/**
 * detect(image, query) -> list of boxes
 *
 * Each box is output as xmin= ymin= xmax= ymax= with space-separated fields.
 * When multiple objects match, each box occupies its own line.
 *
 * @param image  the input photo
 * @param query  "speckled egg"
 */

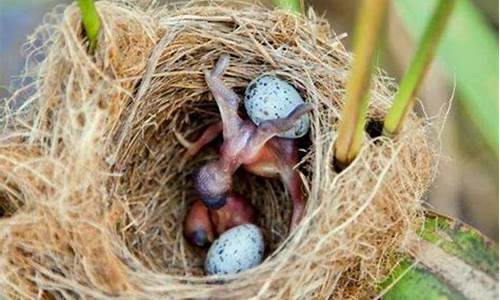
xmin=244 ymin=75 xmax=310 ymax=138
xmin=205 ymin=224 xmax=264 ymax=275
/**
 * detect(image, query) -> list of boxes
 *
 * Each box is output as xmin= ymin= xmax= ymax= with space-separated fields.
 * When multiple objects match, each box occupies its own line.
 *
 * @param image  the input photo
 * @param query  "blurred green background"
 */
xmin=0 ymin=0 xmax=498 ymax=239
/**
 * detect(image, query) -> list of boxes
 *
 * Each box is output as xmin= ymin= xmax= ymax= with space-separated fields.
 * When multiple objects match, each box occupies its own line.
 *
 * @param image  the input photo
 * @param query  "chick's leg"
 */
xmin=271 ymin=139 xmax=305 ymax=231
xmin=281 ymin=167 xmax=305 ymax=230
xmin=204 ymin=55 xmax=243 ymax=138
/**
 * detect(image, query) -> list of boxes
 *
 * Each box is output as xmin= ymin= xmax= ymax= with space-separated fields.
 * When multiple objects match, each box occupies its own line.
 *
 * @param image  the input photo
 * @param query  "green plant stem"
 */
xmin=334 ymin=0 xmax=389 ymax=169
xmin=395 ymin=0 xmax=498 ymax=156
xmin=76 ymin=0 xmax=101 ymax=54
xmin=383 ymin=0 xmax=457 ymax=136
xmin=272 ymin=0 xmax=303 ymax=14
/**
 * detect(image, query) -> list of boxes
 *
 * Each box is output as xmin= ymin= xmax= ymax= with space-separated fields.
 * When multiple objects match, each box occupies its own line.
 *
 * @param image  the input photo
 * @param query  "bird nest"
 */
xmin=0 ymin=1 xmax=438 ymax=299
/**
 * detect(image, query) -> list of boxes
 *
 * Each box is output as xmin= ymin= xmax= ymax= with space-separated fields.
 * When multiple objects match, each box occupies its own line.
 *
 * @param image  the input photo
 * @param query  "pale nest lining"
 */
xmin=0 ymin=1 xmax=438 ymax=299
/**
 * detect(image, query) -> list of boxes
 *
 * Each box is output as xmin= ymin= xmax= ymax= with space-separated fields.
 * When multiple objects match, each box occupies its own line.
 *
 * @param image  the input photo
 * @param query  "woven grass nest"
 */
xmin=0 ymin=1 xmax=439 ymax=299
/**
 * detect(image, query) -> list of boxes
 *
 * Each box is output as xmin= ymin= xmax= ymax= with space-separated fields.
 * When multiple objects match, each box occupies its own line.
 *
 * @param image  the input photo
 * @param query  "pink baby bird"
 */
xmin=184 ymin=193 xmax=256 ymax=247
xmin=185 ymin=55 xmax=311 ymax=230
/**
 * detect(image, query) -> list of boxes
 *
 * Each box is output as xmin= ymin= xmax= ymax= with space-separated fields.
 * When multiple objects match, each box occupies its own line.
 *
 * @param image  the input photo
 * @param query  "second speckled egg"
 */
xmin=244 ymin=75 xmax=310 ymax=138
xmin=205 ymin=224 xmax=264 ymax=275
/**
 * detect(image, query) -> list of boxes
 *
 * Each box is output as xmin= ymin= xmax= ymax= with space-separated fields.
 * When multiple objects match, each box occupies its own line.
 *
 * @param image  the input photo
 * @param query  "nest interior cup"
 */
xmin=0 ymin=1 xmax=438 ymax=299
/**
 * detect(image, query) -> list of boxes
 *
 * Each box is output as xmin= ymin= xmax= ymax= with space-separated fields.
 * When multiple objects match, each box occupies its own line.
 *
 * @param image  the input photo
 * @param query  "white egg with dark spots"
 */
xmin=205 ymin=224 xmax=264 ymax=275
xmin=244 ymin=75 xmax=310 ymax=138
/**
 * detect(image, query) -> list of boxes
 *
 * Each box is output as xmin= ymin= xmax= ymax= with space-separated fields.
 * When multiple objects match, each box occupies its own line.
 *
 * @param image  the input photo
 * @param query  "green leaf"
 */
xmin=381 ymin=211 xmax=499 ymax=300
xmin=381 ymin=258 xmax=466 ymax=300
xmin=394 ymin=0 xmax=499 ymax=155
xmin=421 ymin=212 xmax=499 ymax=278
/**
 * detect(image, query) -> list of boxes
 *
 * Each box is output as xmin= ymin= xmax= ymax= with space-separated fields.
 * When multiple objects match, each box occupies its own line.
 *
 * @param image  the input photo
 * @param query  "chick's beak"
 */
xmin=202 ymin=196 xmax=226 ymax=209
xmin=184 ymin=200 xmax=215 ymax=247
xmin=190 ymin=229 xmax=211 ymax=247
